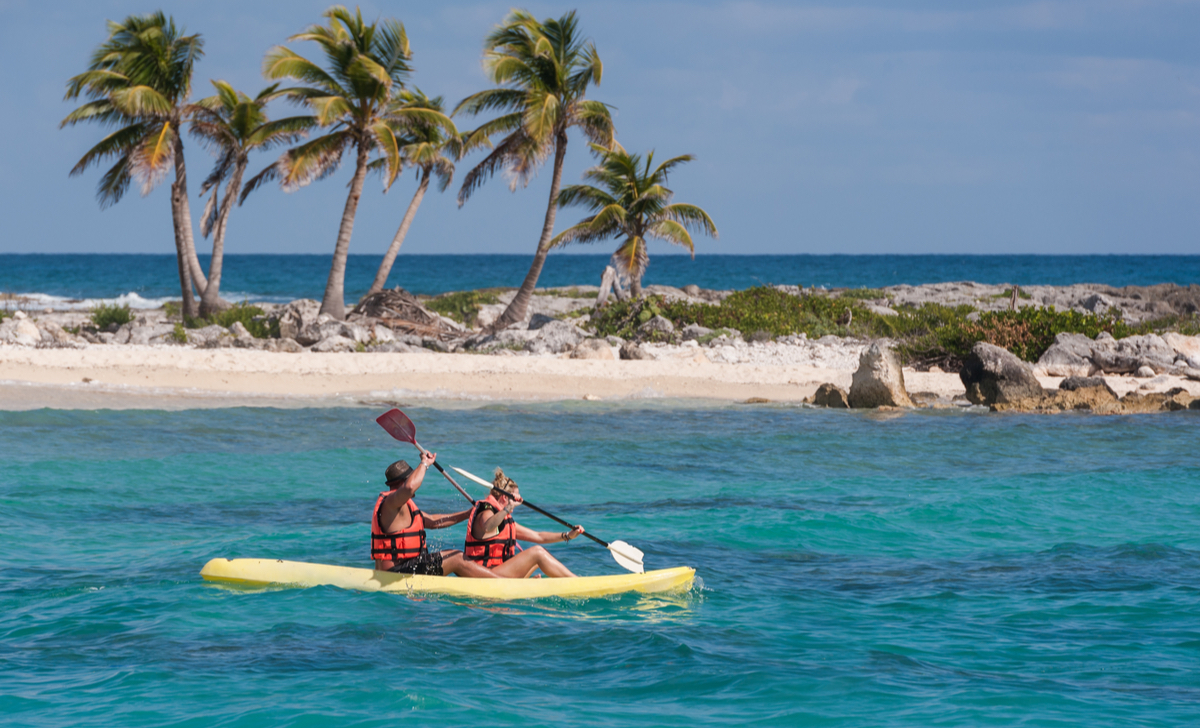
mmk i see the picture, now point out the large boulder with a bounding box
[186,325,230,347]
[680,323,713,341]
[960,342,1044,407]
[619,342,651,360]
[9,318,42,346]
[1035,332,1098,377]
[1091,333,1177,374]
[848,342,914,408]
[810,382,849,408]
[274,299,321,343]
[1121,388,1194,413]
[526,319,586,355]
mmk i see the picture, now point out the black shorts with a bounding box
[387,550,444,576]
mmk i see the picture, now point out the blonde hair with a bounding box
[492,467,517,494]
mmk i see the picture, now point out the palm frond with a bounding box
[659,203,718,237]
[647,219,694,255]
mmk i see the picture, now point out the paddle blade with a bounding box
[451,466,493,489]
[608,540,645,574]
[376,409,417,445]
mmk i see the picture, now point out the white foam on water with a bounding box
[3,291,175,311]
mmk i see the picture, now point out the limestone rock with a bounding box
[1162,332,1200,367]
[571,339,615,360]
[526,319,586,355]
[312,335,357,353]
[960,342,1043,406]
[637,315,675,338]
[619,342,651,360]
[528,313,556,330]
[1121,388,1193,413]
[366,341,423,353]
[1134,365,1156,378]
[1035,333,1098,377]
[1045,376,1121,413]
[13,318,42,346]
[848,342,914,408]
[272,337,306,353]
[810,382,849,408]
[128,323,176,346]
[681,323,713,341]
[187,325,229,347]
[273,299,321,343]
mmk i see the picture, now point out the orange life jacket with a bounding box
[464,495,516,568]
[371,493,426,569]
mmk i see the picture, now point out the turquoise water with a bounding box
[2,404,1199,726]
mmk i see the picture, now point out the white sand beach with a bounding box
[3,344,1197,411]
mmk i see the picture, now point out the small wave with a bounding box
[4,291,174,311]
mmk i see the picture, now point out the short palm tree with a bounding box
[455,9,614,330]
[250,5,454,319]
[552,144,718,298]
[62,12,209,318]
[366,89,484,296]
[190,81,314,317]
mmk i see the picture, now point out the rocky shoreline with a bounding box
[2,281,1198,413]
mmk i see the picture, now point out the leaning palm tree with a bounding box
[62,11,208,318]
[552,144,718,298]
[365,89,485,296]
[190,81,314,317]
[249,5,453,319]
[455,9,614,330]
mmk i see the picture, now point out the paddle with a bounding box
[375,409,474,505]
[450,465,646,574]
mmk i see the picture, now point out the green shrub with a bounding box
[838,287,888,300]
[188,302,274,338]
[162,301,182,320]
[171,323,188,344]
[535,288,599,299]
[0,309,11,322]
[425,289,503,327]
[90,303,133,329]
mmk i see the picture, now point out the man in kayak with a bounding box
[464,468,585,578]
[372,452,498,578]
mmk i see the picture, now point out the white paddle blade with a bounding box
[608,540,645,573]
[451,466,493,489]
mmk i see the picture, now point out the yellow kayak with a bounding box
[200,558,695,600]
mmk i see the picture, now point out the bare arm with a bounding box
[513,521,584,545]
[423,509,472,529]
[472,501,516,539]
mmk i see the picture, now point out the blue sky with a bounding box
[3,0,1198,256]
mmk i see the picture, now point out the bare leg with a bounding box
[490,546,576,578]
[440,550,499,579]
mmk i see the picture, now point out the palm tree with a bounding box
[250,5,453,319]
[365,89,481,296]
[455,9,614,330]
[62,11,208,318]
[190,81,314,317]
[552,144,718,298]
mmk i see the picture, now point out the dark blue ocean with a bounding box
[1,254,1197,308]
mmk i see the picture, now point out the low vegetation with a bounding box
[425,289,503,327]
[186,302,275,338]
[591,285,1191,368]
[90,303,134,329]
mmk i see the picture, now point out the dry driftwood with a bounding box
[353,288,448,338]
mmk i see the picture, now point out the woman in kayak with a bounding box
[372,452,498,578]
[464,468,585,577]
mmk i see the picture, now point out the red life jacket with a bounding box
[371,493,426,569]
[464,495,516,568]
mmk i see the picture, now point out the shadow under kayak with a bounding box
[200,558,695,600]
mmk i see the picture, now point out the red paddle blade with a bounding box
[376,409,417,444]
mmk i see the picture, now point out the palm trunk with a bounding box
[319,142,370,320]
[172,133,208,296]
[368,167,430,296]
[170,179,197,319]
[492,132,568,330]
[199,158,245,318]
[630,274,643,299]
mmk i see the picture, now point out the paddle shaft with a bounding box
[410,439,475,505]
[512,499,611,549]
